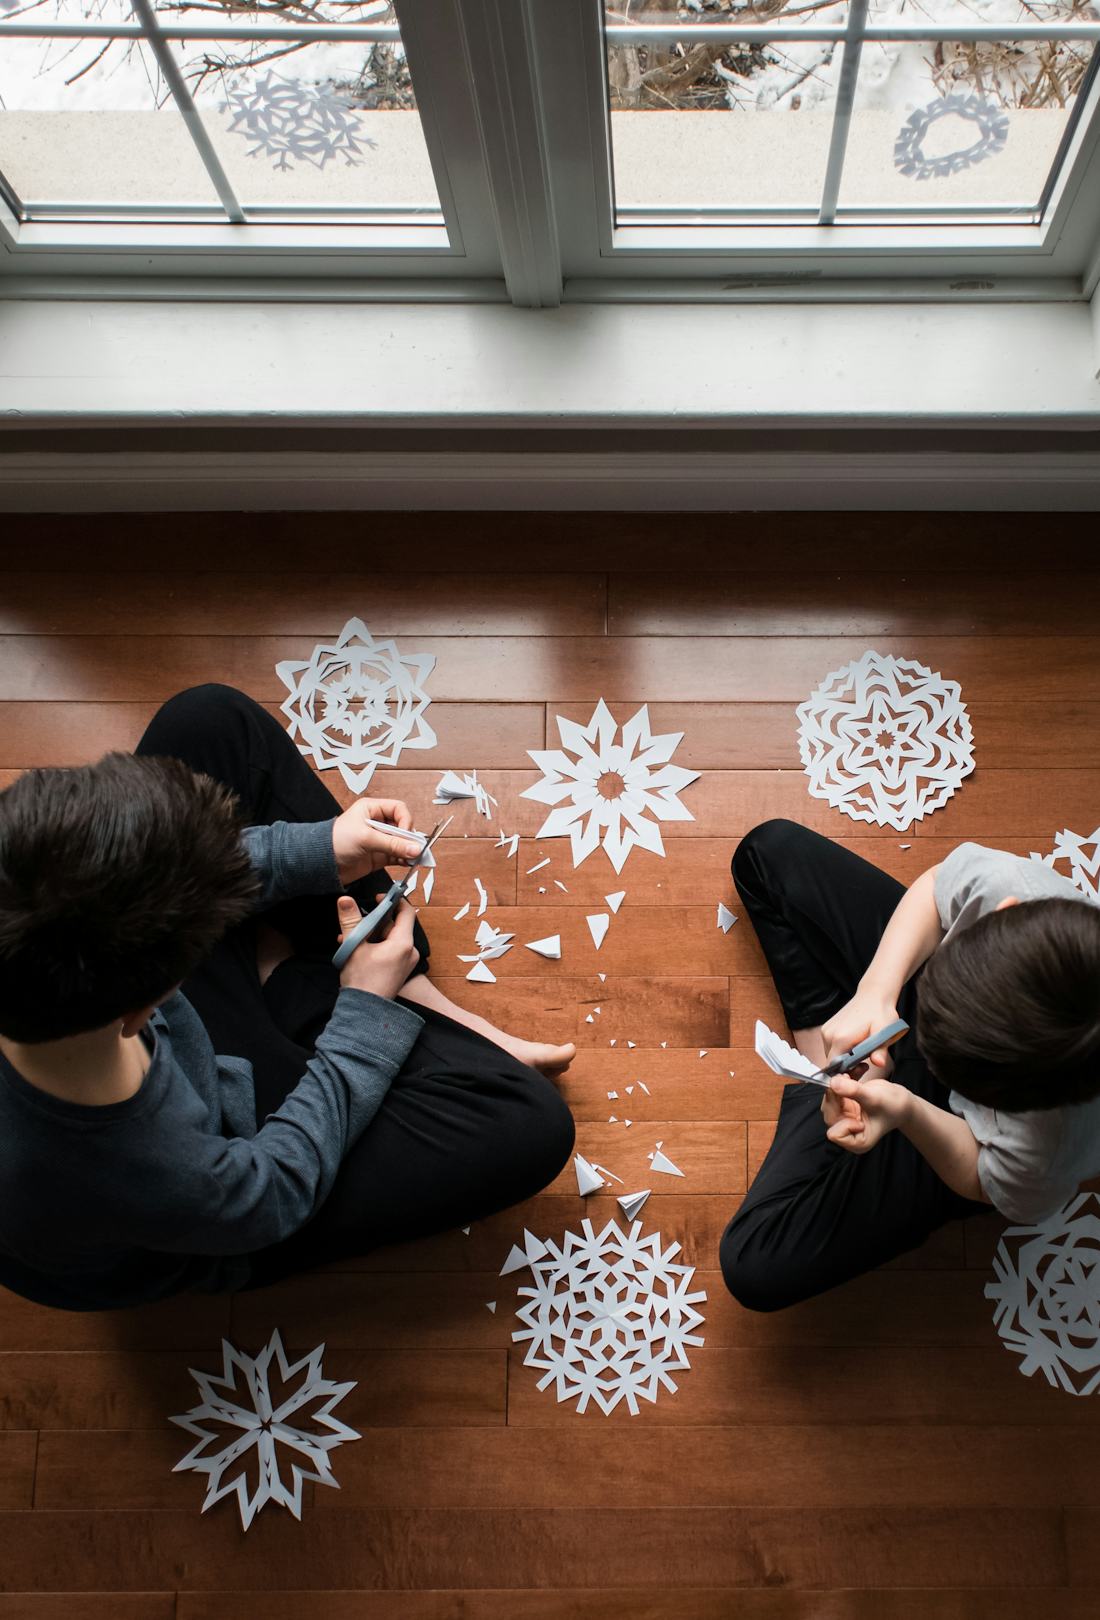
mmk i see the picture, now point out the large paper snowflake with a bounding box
[521,700,699,873]
[221,73,376,172]
[1030,827,1100,902]
[512,1218,706,1415]
[796,649,974,831]
[277,616,436,793]
[171,1329,360,1529]
[986,1193,1100,1396]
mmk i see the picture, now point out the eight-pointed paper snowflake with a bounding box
[1030,827,1100,902]
[277,616,436,793]
[171,1329,360,1529]
[221,72,376,172]
[512,1217,706,1415]
[986,1193,1100,1396]
[796,649,974,831]
[521,700,699,873]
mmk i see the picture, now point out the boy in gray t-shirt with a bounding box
[719,820,1100,1313]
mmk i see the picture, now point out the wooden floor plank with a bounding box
[433,974,730,1048]
[0,1436,36,1509]
[543,1121,746,1196]
[0,1600,176,1620]
[433,905,767,976]
[0,1291,230,1354]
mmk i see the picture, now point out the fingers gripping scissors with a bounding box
[812,1018,910,1084]
[331,815,453,970]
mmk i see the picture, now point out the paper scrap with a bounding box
[495,830,521,859]
[598,972,606,982]
[453,902,470,921]
[627,1042,636,1049]
[486,1301,497,1314]
[650,1146,685,1178]
[608,1091,619,1100]
[574,1154,605,1196]
[434,768,497,820]
[717,902,737,933]
[554,880,569,893]
[474,877,489,916]
[699,1050,708,1059]
[605,891,626,914]
[466,960,497,984]
[500,1229,550,1276]
[586,913,610,951]
[422,869,435,904]
[754,1019,828,1086]
[618,1189,651,1222]
[526,856,551,874]
[525,934,561,959]
[638,1081,650,1095]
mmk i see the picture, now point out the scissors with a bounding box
[332,815,453,970]
[812,1018,910,1084]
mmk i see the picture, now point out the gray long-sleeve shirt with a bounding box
[0,818,424,1310]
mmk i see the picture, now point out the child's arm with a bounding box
[825,1075,989,1204]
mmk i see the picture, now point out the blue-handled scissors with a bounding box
[813,1018,909,1082]
[332,814,453,970]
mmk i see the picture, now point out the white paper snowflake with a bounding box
[512,1217,706,1415]
[986,1193,1100,1396]
[796,649,974,831]
[170,1329,360,1529]
[521,700,699,874]
[222,72,376,172]
[1030,827,1100,901]
[276,616,436,793]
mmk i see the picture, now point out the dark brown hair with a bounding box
[918,897,1100,1112]
[0,753,260,1043]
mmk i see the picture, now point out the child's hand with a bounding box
[332,800,421,883]
[336,896,419,999]
[821,987,901,1078]
[822,1075,910,1154]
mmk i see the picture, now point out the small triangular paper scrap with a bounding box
[466,960,497,984]
[605,891,626,914]
[717,902,737,933]
[485,1301,497,1313]
[500,1229,550,1275]
[587,913,610,950]
[650,1146,685,1178]
[525,934,561,959]
[574,1154,605,1196]
[618,1189,651,1221]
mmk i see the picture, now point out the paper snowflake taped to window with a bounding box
[894,94,1009,182]
[796,649,974,831]
[276,616,436,793]
[221,72,376,173]
[170,1329,360,1529]
[512,1217,706,1415]
[985,1192,1100,1396]
[521,700,699,874]
[1030,827,1100,902]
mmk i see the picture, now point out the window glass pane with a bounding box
[0,35,219,208]
[839,37,1096,215]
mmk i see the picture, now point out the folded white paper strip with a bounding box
[574,1154,605,1196]
[617,1189,651,1221]
[277,618,436,795]
[434,769,496,819]
[796,648,975,831]
[525,934,561,959]
[717,902,737,933]
[754,1019,828,1086]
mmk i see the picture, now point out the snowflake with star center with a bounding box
[171,1329,360,1529]
[986,1193,1100,1396]
[796,648,975,831]
[1030,827,1100,902]
[276,616,436,794]
[221,72,376,173]
[512,1218,707,1416]
[521,699,699,873]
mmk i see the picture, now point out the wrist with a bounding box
[857,969,899,1003]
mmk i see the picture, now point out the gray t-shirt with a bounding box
[934,841,1100,1223]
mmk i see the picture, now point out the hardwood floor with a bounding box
[0,513,1095,1618]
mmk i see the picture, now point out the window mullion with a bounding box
[818,0,870,226]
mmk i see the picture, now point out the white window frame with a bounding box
[0,0,1099,303]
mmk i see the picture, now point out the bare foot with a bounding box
[499,1036,577,1078]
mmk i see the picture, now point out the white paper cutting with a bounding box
[434,769,496,820]
[522,700,699,874]
[796,649,975,831]
[605,891,626,914]
[171,1330,358,1531]
[587,913,611,951]
[617,1189,651,1222]
[500,1229,550,1276]
[526,857,551,874]
[496,830,521,859]
[466,960,497,984]
[574,1154,605,1196]
[525,934,562,959]
[453,902,471,921]
[421,869,435,905]
[474,877,489,916]
[754,1019,828,1086]
[717,902,737,933]
[986,1192,1100,1395]
[512,1218,706,1416]
[1030,827,1100,902]
[649,1146,685,1178]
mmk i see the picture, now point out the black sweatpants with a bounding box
[720,819,985,1312]
[136,684,575,1289]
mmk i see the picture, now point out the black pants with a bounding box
[720,819,985,1313]
[136,684,575,1288]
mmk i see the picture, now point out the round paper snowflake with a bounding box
[512,1218,707,1415]
[1030,827,1100,902]
[221,72,375,173]
[521,700,699,873]
[796,648,974,831]
[276,616,436,794]
[894,94,1009,182]
[170,1329,360,1528]
[986,1193,1100,1396]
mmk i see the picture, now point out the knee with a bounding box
[719,1213,802,1314]
[731,818,805,884]
[517,1081,576,1191]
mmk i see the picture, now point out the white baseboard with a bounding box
[0,448,1098,511]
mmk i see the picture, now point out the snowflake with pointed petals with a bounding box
[170,1329,360,1529]
[512,1218,706,1416]
[986,1193,1100,1396]
[1029,827,1100,902]
[277,616,436,794]
[521,700,699,873]
[221,72,376,173]
[796,649,974,831]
